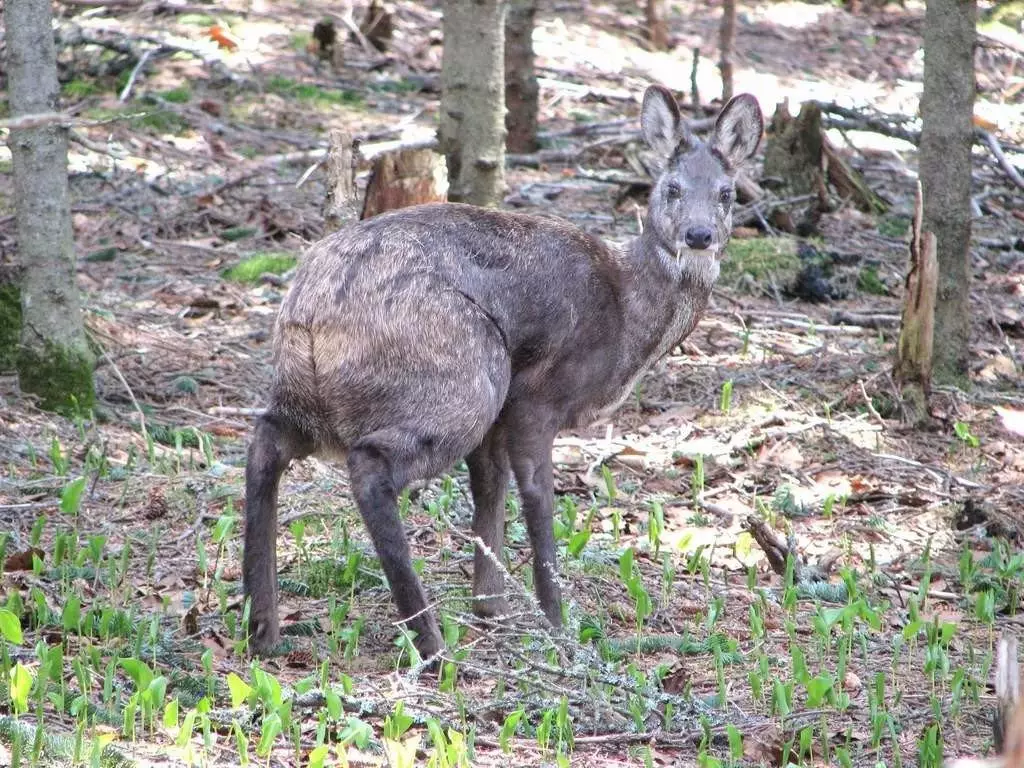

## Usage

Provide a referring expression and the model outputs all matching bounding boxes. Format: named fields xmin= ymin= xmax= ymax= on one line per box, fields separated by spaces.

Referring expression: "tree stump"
xmin=894 ymin=181 xmax=937 ymax=426
xmin=323 ymin=129 xmax=359 ymax=234
xmin=361 ymin=149 xmax=448 ymax=220
xmin=761 ymin=100 xmax=828 ymax=234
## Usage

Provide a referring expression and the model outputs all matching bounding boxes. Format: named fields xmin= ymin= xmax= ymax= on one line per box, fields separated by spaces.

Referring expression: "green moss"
xmin=0 ymin=283 xmax=22 ymax=372
xmin=222 ymin=253 xmax=297 ymax=284
xmin=133 ymin=109 xmax=191 ymax=135
xmin=62 ymin=80 xmax=101 ymax=99
xmin=878 ymin=215 xmax=911 ymax=239
xmin=720 ymin=236 xmax=801 ymax=290
xmin=177 ymin=12 xmax=216 ymax=25
xmin=17 ymin=340 xmax=95 ymax=414
xmin=856 ymin=265 xmax=889 ymax=296
xmin=265 ymin=76 xmax=364 ymax=108
xmin=160 ymin=86 xmax=192 ymax=104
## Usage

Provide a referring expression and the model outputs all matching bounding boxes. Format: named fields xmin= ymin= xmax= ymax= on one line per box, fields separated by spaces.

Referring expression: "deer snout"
xmin=684 ymin=226 xmax=714 ymax=250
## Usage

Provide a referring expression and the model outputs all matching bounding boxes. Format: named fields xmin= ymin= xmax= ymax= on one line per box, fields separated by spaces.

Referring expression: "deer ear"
xmin=641 ymin=85 xmax=690 ymax=158
xmin=711 ymin=94 xmax=763 ymax=168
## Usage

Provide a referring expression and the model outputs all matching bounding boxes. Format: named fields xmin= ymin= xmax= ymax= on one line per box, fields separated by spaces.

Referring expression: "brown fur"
xmin=243 ymin=87 xmax=764 ymax=659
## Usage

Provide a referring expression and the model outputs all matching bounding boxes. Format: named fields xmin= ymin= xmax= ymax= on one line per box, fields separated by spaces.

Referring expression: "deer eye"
xmin=666 ymin=182 xmax=682 ymax=200
xmin=718 ymin=188 xmax=733 ymax=206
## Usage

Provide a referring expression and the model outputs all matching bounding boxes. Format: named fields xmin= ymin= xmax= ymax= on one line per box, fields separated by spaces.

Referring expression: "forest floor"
xmin=1 ymin=0 xmax=1023 ymax=765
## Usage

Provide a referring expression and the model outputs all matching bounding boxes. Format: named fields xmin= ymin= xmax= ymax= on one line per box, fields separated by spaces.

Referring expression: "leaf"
xmin=207 ymin=25 xmax=239 ymax=51
xmin=256 ymin=712 xmax=282 ymax=757
xmin=0 ymin=608 xmax=23 ymax=644
xmin=118 ymin=658 xmax=154 ymax=691
xmin=9 ymin=662 xmax=33 ymax=714
xmin=499 ymin=709 xmax=525 ymax=753
xmin=60 ymin=476 xmax=87 ymax=515
xmin=308 ymin=745 xmax=329 ymax=768
xmin=226 ymin=672 xmax=252 ymax=709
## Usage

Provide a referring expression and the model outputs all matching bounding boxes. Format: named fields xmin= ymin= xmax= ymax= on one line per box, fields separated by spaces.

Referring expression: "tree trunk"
xmin=361 ymin=149 xmax=448 ymax=219
xmin=920 ymin=0 xmax=976 ymax=386
xmin=647 ymin=0 xmax=669 ymax=51
xmin=719 ymin=0 xmax=735 ymax=102
xmin=5 ymin=0 xmax=95 ymax=413
xmin=440 ymin=0 xmax=507 ymax=207
xmin=505 ymin=0 xmax=539 ymax=153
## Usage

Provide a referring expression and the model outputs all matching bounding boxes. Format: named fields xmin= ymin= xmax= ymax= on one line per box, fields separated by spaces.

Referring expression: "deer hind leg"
xmin=467 ymin=423 xmax=512 ymax=618
xmin=244 ymin=413 xmax=311 ymax=656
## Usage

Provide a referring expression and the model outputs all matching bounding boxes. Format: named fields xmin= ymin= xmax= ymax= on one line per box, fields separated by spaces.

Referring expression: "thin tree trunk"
xmin=5 ymin=0 xmax=95 ymax=412
xmin=440 ymin=0 xmax=508 ymax=207
xmin=505 ymin=0 xmax=539 ymax=153
xmin=647 ymin=0 xmax=668 ymax=51
xmin=919 ymin=0 xmax=976 ymax=385
xmin=719 ymin=0 xmax=735 ymax=102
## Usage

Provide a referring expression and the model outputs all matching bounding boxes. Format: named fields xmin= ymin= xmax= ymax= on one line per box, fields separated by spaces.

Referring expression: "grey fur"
xmin=243 ymin=87 xmax=763 ymax=659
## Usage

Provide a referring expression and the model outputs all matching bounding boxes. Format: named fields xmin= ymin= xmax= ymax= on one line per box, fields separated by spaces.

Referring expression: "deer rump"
xmin=271 ymin=202 xmax=632 ymax=455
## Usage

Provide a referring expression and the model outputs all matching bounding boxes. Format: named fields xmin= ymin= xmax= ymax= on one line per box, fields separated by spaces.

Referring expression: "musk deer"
xmin=243 ymin=85 xmax=763 ymax=659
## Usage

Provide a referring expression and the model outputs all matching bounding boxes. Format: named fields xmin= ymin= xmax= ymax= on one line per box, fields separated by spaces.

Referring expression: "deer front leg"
xmin=467 ymin=424 xmax=511 ymax=618
xmin=506 ymin=415 xmax=562 ymax=628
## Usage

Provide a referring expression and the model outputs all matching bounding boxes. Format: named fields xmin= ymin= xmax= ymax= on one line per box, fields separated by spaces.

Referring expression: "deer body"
xmin=243 ymin=86 xmax=763 ymax=658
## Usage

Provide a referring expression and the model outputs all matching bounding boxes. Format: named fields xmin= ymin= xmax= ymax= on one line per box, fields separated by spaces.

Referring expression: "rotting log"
xmin=361 ymin=149 xmax=448 ymax=219
xmin=894 ymin=181 xmax=938 ymax=426
xmin=323 ymin=128 xmax=359 ymax=234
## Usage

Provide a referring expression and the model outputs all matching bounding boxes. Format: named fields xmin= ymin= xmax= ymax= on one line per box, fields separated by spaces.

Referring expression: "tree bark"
xmin=920 ymin=0 xmax=976 ymax=386
xmin=5 ymin=0 xmax=95 ymax=413
xmin=719 ymin=0 xmax=735 ymax=102
xmin=505 ymin=0 xmax=539 ymax=153
xmin=647 ymin=0 xmax=669 ymax=51
xmin=440 ymin=0 xmax=508 ymax=207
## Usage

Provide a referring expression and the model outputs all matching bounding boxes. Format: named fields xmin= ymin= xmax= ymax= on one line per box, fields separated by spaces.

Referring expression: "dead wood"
xmin=830 ymin=311 xmax=899 ymax=328
xmin=822 ymin=137 xmax=887 ymax=213
xmin=323 ymin=129 xmax=359 ymax=234
xmin=361 ymin=149 xmax=447 ymax=220
xmin=977 ymin=129 xmax=1024 ymax=191
xmin=894 ymin=181 xmax=938 ymax=425
xmin=359 ymin=0 xmax=394 ymax=52
xmin=996 ymin=635 xmax=1023 ymax=760
xmin=744 ymin=516 xmax=839 ymax=583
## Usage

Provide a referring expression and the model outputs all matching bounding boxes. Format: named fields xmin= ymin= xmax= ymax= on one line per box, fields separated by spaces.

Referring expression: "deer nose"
xmin=684 ymin=227 xmax=713 ymax=250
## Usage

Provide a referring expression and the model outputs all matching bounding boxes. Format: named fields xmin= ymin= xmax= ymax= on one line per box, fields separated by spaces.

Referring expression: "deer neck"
xmin=615 ymin=222 xmax=719 ymax=379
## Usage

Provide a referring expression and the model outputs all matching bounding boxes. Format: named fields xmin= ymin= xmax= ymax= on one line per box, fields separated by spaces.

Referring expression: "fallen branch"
xmin=977 ymin=129 xmax=1024 ymax=191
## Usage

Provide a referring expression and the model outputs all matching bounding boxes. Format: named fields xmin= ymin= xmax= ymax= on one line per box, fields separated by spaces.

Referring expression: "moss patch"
xmin=0 ymin=282 xmax=22 ymax=372
xmin=17 ymin=340 xmax=95 ymax=414
xmin=856 ymin=264 xmax=889 ymax=296
xmin=222 ymin=253 xmax=297 ymax=284
xmin=720 ymin=236 xmax=801 ymax=291
xmin=265 ymin=76 xmax=364 ymax=108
